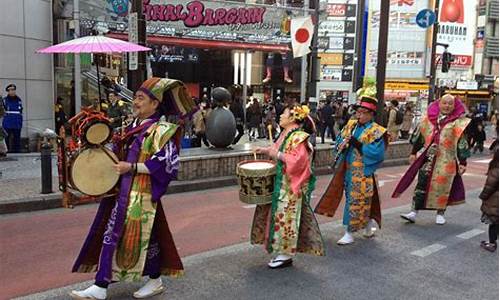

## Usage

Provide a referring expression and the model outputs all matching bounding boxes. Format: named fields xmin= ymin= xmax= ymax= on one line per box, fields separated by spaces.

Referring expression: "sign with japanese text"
xmin=326 ymin=4 xmax=357 ymax=17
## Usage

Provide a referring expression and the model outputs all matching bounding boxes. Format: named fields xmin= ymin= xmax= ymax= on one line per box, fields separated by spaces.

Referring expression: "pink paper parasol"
xmin=36 ymin=35 xmax=151 ymax=53
xmin=37 ymin=35 xmax=150 ymax=106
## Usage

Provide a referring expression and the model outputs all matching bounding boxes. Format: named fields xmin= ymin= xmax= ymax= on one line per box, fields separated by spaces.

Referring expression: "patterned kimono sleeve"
xmin=361 ymin=137 xmax=385 ymax=176
xmin=144 ymin=140 xmax=180 ymax=202
xmin=457 ymin=133 xmax=470 ymax=166
xmin=282 ymin=142 xmax=312 ymax=195
xmin=410 ymin=132 xmax=424 ymax=155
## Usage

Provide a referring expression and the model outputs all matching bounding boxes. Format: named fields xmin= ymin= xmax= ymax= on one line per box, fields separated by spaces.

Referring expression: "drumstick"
xmin=267 ymin=125 xmax=273 ymax=144
xmin=99 ymin=145 xmax=119 ymax=164
xmin=121 ymin=116 xmax=125 ymax=137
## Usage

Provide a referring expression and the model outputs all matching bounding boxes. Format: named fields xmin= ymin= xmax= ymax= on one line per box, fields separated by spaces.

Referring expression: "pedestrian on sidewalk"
xmin=472 ymin=124 xmax=486 ymax=154
xmin=0 ymin=94 xmax=7 ymax=157
xmin=479 ymin=148 xmax=498 ymax=252
xmin=253 ymin=104 xmax=325 ymax=268
xmin=400 ymin=104 xmax=415 ymax=140
xmin=230 ymin=97 xmax=245 ymax=144
xmin=315 ymin=96 xmax=387 ymax=245
xmin=70 ymin=78 xmax=197 ymax=300
xmin=319 ymin=100 xmax=335 ymax=143
xmin=394 ymin=94 xmax=471 ymax=225
xmin=54 ymin=96 xmax=67 ymax=134
xmin=2 ymin=84 xmax=23 ymax=153
xmin=192 ymin=100 xmax=211 ymax=147
xmin=387 ymin=100 xmax=401 ymax=142
xmin=247 ymin=98 xmax=261 ymax=141
xmin=106 ymin=91 xmax=129 ymax=130
xmin=479 ymin=149 xmax=499 ymax=252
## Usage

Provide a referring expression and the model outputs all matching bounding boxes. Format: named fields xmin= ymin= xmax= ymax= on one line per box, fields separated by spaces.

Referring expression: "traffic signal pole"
xmin=375 ymin=0 xmax=390 ymax=125
xmin=428 ymin=0 xmax=440 ymax=104
xmin=307 ymin=0 xmax=320 ymax=103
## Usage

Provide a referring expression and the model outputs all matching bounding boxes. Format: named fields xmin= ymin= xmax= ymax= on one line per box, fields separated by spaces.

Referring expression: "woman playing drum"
xmin=253 ymin=104 xmax=325 ymax=269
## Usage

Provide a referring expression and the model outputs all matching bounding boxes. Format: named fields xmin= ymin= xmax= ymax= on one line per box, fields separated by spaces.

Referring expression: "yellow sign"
xmin=319 ymin=53 xmax=343 ymax=65
xmin=385 ymin=82 xmax=429 ymax=91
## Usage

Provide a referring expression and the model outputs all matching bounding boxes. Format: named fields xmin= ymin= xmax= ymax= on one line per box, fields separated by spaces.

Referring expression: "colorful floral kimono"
xmin=72 ymin=114 xmax=184 ymax=283
xmin=315 ymin=120 xmax=386 ymax=232
xmin=392 ymin=99 xmax=471 ymax=210
xmin=251 ymin=126 xmax=325 ymax=257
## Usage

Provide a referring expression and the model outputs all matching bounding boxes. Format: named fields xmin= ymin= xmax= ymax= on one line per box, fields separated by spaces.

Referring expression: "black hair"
xmin=390 ymin=100 xmax=399 ymax=107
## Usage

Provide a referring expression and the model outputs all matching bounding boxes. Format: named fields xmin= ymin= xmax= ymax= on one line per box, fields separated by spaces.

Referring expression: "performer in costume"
xmin=70 ymin=78 xmax=197 ymax=300
xmin=315 ymin=96 xmax=387 ymax=245
xmin=394 ymin=94 xmax=471 ymax=225
xmin=253 ymin=104 xmax=325 ymax=268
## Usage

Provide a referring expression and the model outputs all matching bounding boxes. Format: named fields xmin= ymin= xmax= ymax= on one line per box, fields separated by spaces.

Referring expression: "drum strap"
xmin=114 ymin=119 xmax=158 ymax=157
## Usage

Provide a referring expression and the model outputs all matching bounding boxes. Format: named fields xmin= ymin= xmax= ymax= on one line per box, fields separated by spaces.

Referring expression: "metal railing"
xmin=81 ymin=69 xmax=134 ymax=102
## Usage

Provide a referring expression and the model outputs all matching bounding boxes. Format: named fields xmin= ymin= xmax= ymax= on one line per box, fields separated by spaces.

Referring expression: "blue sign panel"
xmin=416 ymin=9 xmax=436 ymax=29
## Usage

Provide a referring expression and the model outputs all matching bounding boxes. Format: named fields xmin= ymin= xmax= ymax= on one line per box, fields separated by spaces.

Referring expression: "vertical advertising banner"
xmin=128 ymin=12 xmax=139 ymax=71
xmin=318 ymin=0 xmax=357 ymax=82
xmin=367 ymin=0 xmax=428 ymax=78
xmin=436 ymin=0 xmax=476 ymax=67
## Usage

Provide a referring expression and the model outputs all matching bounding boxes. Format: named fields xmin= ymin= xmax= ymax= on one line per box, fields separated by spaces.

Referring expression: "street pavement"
xmin=1 ymin=158 xmax=497 ymax=300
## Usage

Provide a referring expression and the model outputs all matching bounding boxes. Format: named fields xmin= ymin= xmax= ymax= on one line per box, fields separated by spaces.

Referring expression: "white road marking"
xmin=410 ymin=243 xmax=447 ymax=257
xmin=243 ymin=204 xmax=256 ymax=209
xmin=463 ymin=173 xmax=487 ymax=178
xmin=385 ymin=174 xmax=398 ymax=178
xmin=456 ymin=229 xmax=485 ymax=239
xmin=472 ymin=159 xmax=492 ymax=164
xmin=378 ymin=179 xmax=397 ymax=187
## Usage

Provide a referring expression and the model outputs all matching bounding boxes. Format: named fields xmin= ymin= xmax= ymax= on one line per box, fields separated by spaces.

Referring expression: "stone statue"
xmin=206 ymin=87 xmax=237 ymax=148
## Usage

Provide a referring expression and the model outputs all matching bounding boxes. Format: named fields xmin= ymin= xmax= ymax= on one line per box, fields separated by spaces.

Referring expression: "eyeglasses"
xmin=356 ymin=109 xmax=370 ymax=114
xmin=7 ymin=88 xmax=15 ymax=91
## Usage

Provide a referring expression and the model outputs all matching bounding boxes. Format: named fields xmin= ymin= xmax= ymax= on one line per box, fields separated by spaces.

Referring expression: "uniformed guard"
xmin=2 ymin=84 xmax=23 ymax=153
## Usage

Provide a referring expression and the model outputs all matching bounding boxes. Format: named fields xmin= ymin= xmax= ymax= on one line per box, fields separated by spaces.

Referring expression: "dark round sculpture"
xmin=206 ymin=87 xmax=236 ymax=148
xmin=211 ymin=87 xmax=232 ymax=106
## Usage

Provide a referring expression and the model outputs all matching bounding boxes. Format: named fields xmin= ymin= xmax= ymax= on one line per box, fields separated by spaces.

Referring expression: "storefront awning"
xmin=107 ymin=33 xmax=290 ymax=52
xmin=445 ymin=89 xmax=492 ymax=100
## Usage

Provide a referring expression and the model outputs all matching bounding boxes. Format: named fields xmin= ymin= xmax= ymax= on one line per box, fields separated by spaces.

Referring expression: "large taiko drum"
xmin=81 ymin=119 xmax=112 ymax=145
xmin=69 ymin=147 xmax=119 ymax=196
xmin=236 ymin=160 xmax=276 ymax=205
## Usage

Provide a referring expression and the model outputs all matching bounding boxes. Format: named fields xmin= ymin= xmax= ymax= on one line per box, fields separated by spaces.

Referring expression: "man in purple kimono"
xmin=71 ymin=78 xmax=196 ymax=299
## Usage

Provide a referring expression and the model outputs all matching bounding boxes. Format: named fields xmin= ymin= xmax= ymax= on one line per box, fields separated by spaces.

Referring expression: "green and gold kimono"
xmin=393 ymin=99 xmax=471 ymax=210
xmin=250 ymin=127 xmax=325 ymax=257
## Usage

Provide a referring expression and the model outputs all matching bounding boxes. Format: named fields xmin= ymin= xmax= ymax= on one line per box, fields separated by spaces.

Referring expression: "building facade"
xmin=0 ymin=0 xmax=54 ymax=150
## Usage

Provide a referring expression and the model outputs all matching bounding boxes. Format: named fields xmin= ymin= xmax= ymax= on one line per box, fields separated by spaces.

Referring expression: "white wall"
xmin=0 ymin=0 xmax=54 ymax=142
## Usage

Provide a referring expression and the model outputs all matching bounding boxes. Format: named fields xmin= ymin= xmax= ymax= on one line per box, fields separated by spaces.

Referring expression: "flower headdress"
xmin=290 ymin=105 xmax=310 ymax=121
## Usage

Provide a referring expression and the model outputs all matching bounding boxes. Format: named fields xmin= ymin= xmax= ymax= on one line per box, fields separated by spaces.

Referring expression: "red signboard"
xmin=327 ymin=4 xmax=347 ymax=17
xmin=435 ymin=54 xmax=472 ymax=67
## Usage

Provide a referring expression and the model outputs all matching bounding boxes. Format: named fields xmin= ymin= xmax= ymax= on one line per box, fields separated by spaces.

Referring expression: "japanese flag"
xmin=291 ymin=16 xmax=314 ymax=58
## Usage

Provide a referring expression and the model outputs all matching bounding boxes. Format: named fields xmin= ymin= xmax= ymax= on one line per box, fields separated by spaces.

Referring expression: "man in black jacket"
xmin=319 ymin=101 xmax=335 ymax=144
xmin=230 ymin=97 xmax=245 ymax=144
